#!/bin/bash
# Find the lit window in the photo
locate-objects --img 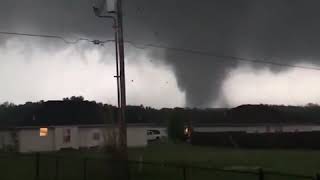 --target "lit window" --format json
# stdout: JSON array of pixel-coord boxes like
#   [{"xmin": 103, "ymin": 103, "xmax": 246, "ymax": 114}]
[
  {"xmin": 184, "ymin": 128, "xmax": 189, "ymax": 134},
  {"xmin": 93, "ymin": 132, "xmax": 100, "ymax": 140},
  {"xmin": 40, "ymin": 128, "xmax": 48, "ymax": 137},
  {"xmin": 63, "ymin": 129, "xmax": 71, "ymax": 143}
]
